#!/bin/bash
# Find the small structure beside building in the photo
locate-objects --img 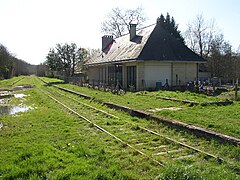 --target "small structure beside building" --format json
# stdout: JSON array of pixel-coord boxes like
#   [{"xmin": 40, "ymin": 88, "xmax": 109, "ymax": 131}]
[{"xmin": 85, "ymin": 23, "xmax": 206, "ymax": 91}]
